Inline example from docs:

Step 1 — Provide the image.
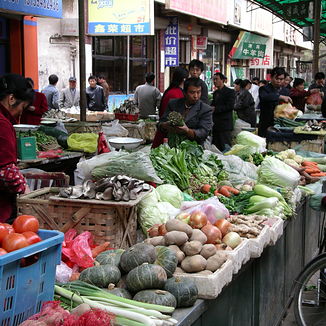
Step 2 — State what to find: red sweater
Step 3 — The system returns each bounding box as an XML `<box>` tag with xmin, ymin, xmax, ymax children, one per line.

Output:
<box><xmin>21</xmin><ymin>91</ymin><xmax>48</xmax><ymax>125</ymax></box>
<box><xmin>152</xmin><ymin>87</ymin><xmax>184</xmax><ymax>148</ymax></box>
<box><xmin>0</xmin><ymin>104</ymin><xmax>26</xmax><ymax>222</ymax></box>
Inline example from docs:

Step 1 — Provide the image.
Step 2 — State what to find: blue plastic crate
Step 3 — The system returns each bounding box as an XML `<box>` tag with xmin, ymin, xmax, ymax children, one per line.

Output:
<box><xmin>0</xmin><ymin>229</ymin><xmax>64</xmax><ymax>326</ymax></box>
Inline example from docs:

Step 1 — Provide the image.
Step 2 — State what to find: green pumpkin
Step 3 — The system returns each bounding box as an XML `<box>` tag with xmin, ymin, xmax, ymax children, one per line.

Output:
<box><xmin>164</xmin><ymin>277</ymin><xmax>198</xmax><ymax>308</ymax></box>
<box><xmin>96</xmin><ymin>249</ymin><xmax>125</xmax><ymax>268</ymax></box>
<box><xmin>155</xmin><ymin>246</ymin><xmax>178</xmax><ymax>278</ymax></box>
<box><xmin>133</xmin><ymin>289</ymin><xmax>177</xmax><ymax>308</ymax></box>
<box><xmin>120</xmin><ymin>243</ymin><xmax>156</xmax><ymax>273</ymax></box>
<box><xmin>126</xmin><ymin>263</ymin><xmax>167</xmax><ymax>293</ymax></box>
<box><xmin>79</xmin><ymin>265</ymin><xmax>121</xmax><ymax>288</ymax></box>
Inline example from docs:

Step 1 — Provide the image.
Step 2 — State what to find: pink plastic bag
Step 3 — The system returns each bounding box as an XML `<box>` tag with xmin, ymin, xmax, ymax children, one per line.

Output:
<box><xmin>62</xmin><ymin>229</ymin><xmax>95</xmax><ymax>269</ymax></box>
<box><xmin>180</xmin><ymin>197</ymin><xmax>229</xmax><ymax>224</ymax></box>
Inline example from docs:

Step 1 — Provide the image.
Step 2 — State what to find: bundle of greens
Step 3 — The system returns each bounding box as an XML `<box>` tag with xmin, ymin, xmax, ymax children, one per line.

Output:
<box><xmin>167</xmin><ymin>111</ymin><xmax>187</xmax><ymax>147</ymax></box>
<box><xmin>18</xmin><ymin>130</ymin><xmax>58</xmax><ymax>151</ymax></box>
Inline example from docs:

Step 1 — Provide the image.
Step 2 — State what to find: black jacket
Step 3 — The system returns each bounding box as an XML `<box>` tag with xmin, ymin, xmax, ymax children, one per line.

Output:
<box><xmin>234</xmin><ymin>89</ymin><xmax>256</xmax><ymax>127</ymax></box>
<box><xmin>159</xmin><ymin>98</ymin><xmax>213</xmax><ymax>145</ymax></box>
<box><xmin>211</xmin><ymin>86</ymin><xmax>235</xmax><ymax>131</ymax></box>
<box><xmin>198</xmin><ymin>79</ymin><xmax>209</xmax><ymax>104</ymax></box>
<box><xmin>258</xmin><ymin>83</ymin><xmax>281</xmax><ymax>137</ymax></box>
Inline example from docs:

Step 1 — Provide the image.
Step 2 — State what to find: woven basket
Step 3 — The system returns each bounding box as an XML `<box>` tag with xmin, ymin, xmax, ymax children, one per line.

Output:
<box><xmin>17</xmin><ymin>187</ymin><xmax>141</xmax><ymax>248</ymax></box>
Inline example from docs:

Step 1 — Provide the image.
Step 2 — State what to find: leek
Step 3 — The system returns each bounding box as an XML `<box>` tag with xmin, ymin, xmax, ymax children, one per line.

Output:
<box><xmin>254</xmin><ymin>184</ymin><xmax>285</xmax><ymax>202</ymax></box>
<box><xmin>245</xmin><ymin>197</ymin><xmax>279</xmax><ymax>214</ymax></box>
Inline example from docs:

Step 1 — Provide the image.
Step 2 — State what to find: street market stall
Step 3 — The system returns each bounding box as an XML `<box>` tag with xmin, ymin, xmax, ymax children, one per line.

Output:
<box><xmin>1</xmin><ymin>128</ymin><xmax>326</xmax><ymax>325</ymax></box>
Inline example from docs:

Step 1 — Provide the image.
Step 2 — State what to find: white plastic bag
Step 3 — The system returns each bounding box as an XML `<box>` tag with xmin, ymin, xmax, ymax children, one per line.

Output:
<box><xmin>232</xmin><ymin>119</ymin><xmax>251</xmax><ymax>138</ymax></box>
<box><xmin>102</xmin><ymin>120</ymin><xmax>128</xmax><ymax>137</ymax></box>
<box><xmin>180</xmin><ymin>197</ymin><xmax>229</xmax><ymax>224</ymax></box>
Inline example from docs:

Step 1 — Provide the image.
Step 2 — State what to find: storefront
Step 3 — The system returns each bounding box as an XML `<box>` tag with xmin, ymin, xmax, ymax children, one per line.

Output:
<box><xmin>0</xmin><ymin>1</ymin><xmax>62</xmax><ymax>88</ymax></box>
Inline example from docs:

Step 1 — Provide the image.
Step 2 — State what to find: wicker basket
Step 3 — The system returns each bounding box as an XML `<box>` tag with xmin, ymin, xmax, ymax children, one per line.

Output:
<box><xmin>17</xmin><ymin>187</ymin><xmax>143</xmax><ymax>248</ymax></box>
<box><xmin>267</xmin><ymin>136</ymin><xmax>325</xmax><ymax>153</ymax></box>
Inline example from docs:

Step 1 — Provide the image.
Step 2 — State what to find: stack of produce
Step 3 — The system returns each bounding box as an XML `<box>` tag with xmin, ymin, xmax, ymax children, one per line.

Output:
<box><xmin>228</xmin><ymin>215</ymin><xmax>267</xmax><ymax>239</ymax></box>
<box><xmin>18</xmin><ymin>130</ymin><xmax>59</xmax><ymax>151</ymax></box>
<box><xmin>150</xmin><ymin>140</ymin><xmax>227</xmax><ymax>193</ymax></box>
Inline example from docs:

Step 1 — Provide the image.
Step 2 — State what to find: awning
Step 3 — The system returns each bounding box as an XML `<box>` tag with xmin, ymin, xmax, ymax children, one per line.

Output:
<box><xmin>0</xmin><ymin>1</ymin><xmax>62</xmax><ymax>18</ymax></box>
<box><xmin>228</xmin><ymin>31</ymin><xmax>269</xmax><ymax>60</ymax></box>
<box><xmin>253</xmin><ymin>0</ymin><xmax>326</xmax><ymax>38</ymax></box>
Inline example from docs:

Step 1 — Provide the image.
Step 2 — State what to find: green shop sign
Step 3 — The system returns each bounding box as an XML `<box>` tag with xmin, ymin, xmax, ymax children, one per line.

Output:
<box><xmin>241</xmin><ymin>43</ymin><xmax>266</xmax><ymax>58</ymax></box>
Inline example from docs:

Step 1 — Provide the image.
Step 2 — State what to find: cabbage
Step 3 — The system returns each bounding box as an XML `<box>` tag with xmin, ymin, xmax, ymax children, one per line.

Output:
<box><xmin>225</xmin><ymin>144</ymin><xmax>256</xmax><ymax>157</ymax></box>
<box><xmin>138</xmin><ymin>202</ymin><xmax>180</xmax><ymax>234</ymax></box>
<box><xmin>258</xmin><ymin>157</ymin><xmax>300</xmax><ymax>189</ymax></box>
<box><xmin>236</xmin><ymin>131</ymin><xmax>266</xmax><ymax>153</ymax></box>
<box><xmin>137</xmin><ymin>188</ymin><xmax>161</xmax><ymax>211</ymax></box>
<box><xmin>156</xmin><ymin>184</ymin><xmax>183</xmax><ymax>208</ymax></box>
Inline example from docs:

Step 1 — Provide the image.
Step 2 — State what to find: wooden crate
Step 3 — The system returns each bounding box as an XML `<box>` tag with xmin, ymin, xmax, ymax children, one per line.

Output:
<box><xmin>17</xmin><ymin>187</ymin><xmax>144</xmax><ymax>248</ymax></box>
<box><xmin>267</xmin><ymin>136</ymin><xmax>325</xmax><ymax>153</ymax></box>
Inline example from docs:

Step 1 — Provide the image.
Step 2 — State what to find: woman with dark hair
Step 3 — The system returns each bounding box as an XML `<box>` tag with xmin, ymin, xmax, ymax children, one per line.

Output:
<box><xmin>21</xmin><ymin>77</ymin><xmax>48</xmax><ymax>125</ymax></box>
<box><xmin>233</xmin><ymin>79</ymin><xmax>242</xmax><ymax>93</ymax></box>
<box><xmin>0</xmin><ymin>74</ymin><xmax>34</xmax><ymax>222</ymax></box>
<box><xmin>290</xmin><ymin>78</ymin><xmax>319</xmax><ymax>112</ymax></box>
<box><xmin>152</xmin><ymin>67</ymin><xmax>188</xmax><ymax>148</ymax></box>
<box><xmin>234</xmin><ymin>79</ymin><xmax>256</xmax><ymax>127</ymax></box>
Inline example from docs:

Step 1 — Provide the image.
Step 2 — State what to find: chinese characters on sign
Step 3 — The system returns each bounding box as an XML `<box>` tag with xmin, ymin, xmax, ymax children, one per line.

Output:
<box><xmin>249</xmin><ymin>55</ymin><xmax>271</xmax><ymax>67</ymax></box>
<box><xmin>242</xmin><ymin>43</ymin><xmax>266</xmax><ymax>58</ymax></box>
<box><xmin>164</xmin><ymin>17</ymin><xmax>179</xmax><ymax>67</ymax></box>
<box><xmin>88</xmin><ymin>0</ymin><xmax>154</xmax><ymax>35</ymax></box>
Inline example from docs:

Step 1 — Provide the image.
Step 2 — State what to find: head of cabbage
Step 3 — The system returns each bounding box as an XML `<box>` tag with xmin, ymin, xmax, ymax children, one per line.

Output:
<box><xmin>156</xmin><ymin>184</ymin><xmax>183</xmax><ymax>209</ymax></box>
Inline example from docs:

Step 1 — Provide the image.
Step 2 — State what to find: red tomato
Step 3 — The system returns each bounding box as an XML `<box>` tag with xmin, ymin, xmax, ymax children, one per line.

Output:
<box><xmin>2</xmin><ymin>223</ymin><xmax>14</xmax><ymax>234</ymax></box>
<box><xmin>22</xmin><ymin>231</ymin><xmax>41</xmax><ymax>245</ymax></box>
<box><xmin>0</xmin><ymin>224</ymin><xmax>9</xmax><ymax>244</ymax></box>
<box><xmin>2</xmin><ymin>233</ymin><xmax>29</xmax><ymax>252</ymax></box>
<box><xmin>0</xmin><ymin>248</ymin><xmax>7</xmax><ymax>256</ymax></box>
<box><xmin>13</xmin><ymin>215</ymin><xmax>39</xmax><ymax>234</ymax></box>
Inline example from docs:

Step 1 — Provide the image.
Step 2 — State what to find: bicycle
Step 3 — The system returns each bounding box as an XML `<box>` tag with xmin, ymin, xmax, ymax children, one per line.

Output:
<box><xmin>292</xmin><ymin>210</ymin><xmax>326</xmax><ymax>326</ymax></box>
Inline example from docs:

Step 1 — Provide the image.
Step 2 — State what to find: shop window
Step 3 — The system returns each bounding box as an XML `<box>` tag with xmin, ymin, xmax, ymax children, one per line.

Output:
<box><xmin>129</xmin><ymin>59</ymin><xmax>154</xmax><ymax>92</ymax></box>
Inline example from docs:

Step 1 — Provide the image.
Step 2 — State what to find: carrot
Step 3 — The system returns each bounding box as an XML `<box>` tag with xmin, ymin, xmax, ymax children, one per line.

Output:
<box><xmin>214</xmin><ymin>190</ymin><xmax>223</xmax><ymax>196</ymax></box>
<box><xmin>310</xmin><ymin>172</ymin><xmax>326</xmax><ymax>177</ymax></box>
<box><xmin>69</xmin><ymin>272</ymin><xmax>80</xmax><ymax>281</ymax></box>
<box><xmin>91</xmin><ymin>241</ymin><xmax>110</xmax><ymax>258</ymax></box>
<box><xmin>305</xmin><ymin>168</ymin><xmax>321</xmax><ymax>174</ymax></box>
<box><xmin>223</xmin><ymin>185</ymin><xmax>240</xmax><ymax>195</ymax></box>
<box><xmin>302</xmin><ymin>161</ymin><xmax>318</xmax><ymax>166</ymax></box>
<box><xmin>218</xmin><ymin>186</ymin><xmax>231</xmax><ymax>197</ymax></box>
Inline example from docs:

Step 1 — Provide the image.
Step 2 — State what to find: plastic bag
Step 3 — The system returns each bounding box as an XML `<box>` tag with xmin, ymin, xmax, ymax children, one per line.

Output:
<box><xmin>67</xmin><ymin>133</ymin><xmax>98</xmax><ymax>153</ymax></box>
<box><xmin>55</xmin><ymin>261</ymin><xmax>73</xmax><ymax>283</ymax></box>
<box><xmin>61</xmin><ymin>229</ymin><xmax>95</xmax><ymax>269</ymax></box>
<box><xmin>138</xmin><ymin>201</ymin><xmax>180</xmax><ymax>234</ymax></box>
<box><xmin>306</xmin><ymin>92</ymin><xmax>323</xmax><ymax>106</ymax></box>
<box><xmin>274</xmin><ymin>103</ymin><xmax>299</xmax><ymax>119</ymax></box>
<box><xmin>232</xmin><ymin>119</ymin><xmax>251</xmax><ymax>138</ymax></box>
<box><xmin>102</xmin><ymin>120</ymin><xmax>128</xmax><ymax>137</ymax></box>
<box><xmin>92</xmin><ymin>151</ymin><xmax>162</xmax><ymax>183</ymax></box>
<box><xmin>180</xmin><ymin>197</ymin><xmax>229</xmax><ymax>224</ymax></box>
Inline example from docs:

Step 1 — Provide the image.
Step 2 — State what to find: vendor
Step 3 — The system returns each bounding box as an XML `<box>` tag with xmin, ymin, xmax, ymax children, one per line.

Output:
<box><xmin>258</xmin><ymin>67</ymin><xmax>292</xmax><ymax>137</ymax></box>
<box><xmin>158</xmin><ymin>77</ymin><xmax>213</xmax><ymax>146</ymax></box>
<box><xmin>0</xmin><ymin>74</ymin><xmax>33</xmax><ymax>222</ymax></box>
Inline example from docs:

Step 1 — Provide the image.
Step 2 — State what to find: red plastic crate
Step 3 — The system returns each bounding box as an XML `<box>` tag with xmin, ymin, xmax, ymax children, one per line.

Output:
<box><xmin>114</xmin><ymin>113</ymin><xmax>139</xmax><ymax>121</ymax></box>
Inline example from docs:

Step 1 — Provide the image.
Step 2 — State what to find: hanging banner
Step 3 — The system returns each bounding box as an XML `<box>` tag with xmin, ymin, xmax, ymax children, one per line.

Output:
<box><xmin>249</xmin><ymin>37</ymin><xmax>274</xmax><ymax>69</ymax></box>
<box><xmin>164</xmin><ymin>17</ymin><xmax>179</xmax><ymax>67</ymax></box>
<box><xmin>88</xmin><ymin>0</ymin><xmax>154</xmax><ymax>35</ymax></box>
<box><xmin>192</xmin><ymin>36</ymin><xmax>208</xmax><ymax>50</ymax></box>
<box><xmin>0</xmin><ymin>0</ymin><xmax>62</xmax><ymax>18</ymax></box>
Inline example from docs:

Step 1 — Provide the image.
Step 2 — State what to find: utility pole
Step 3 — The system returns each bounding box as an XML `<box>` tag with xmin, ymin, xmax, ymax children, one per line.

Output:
<box><xmin>313</xmin><ymin>0</ymin><xmax>321</xmax><ymax>76</ymax></box>
<box><xmin>78</xmin><ymin>0</ymin><xmax>87</xmax><ymax>122</ymax></box>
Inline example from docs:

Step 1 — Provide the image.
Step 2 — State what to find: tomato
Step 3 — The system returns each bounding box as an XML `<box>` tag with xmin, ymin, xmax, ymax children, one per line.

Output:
<box><xmin>2</xmin><ymin>223</ymin><xmax>14</xmax><ymax>234</ymax></box>
<box><xmin>0</xmin><ymin>224</ymin><xmax>9</xmax><ymax>244</ymax></box>
<box><xmin>22</xmin><ymin>231</ymin><xmax>41</xmax><ymax>245</ymax></box>
<box><xmin>2</xmin><ymin>233</ymin><xmax>29</xmax><ymax>252</ymax></box>
<box><xmin>0</xmin><ymin>248</ymin><xmax>7</xmax><ymax>256</ymax></box>
<box><xmin>13</xmin><ymin>215</ymin><xmax>39</xmax><ymax>234</ymax></box>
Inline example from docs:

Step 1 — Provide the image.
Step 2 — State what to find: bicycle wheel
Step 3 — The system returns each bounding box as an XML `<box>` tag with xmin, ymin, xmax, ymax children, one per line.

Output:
<box><xmin>293</xmin><ymin>255</ymin><xmax>326</xmax><ymax>326</ymax></box>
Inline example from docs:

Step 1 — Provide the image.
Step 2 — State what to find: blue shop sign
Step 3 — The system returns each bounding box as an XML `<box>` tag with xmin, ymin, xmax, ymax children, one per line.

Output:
<box><xmin>0</xmin><ymin>0</ymin><xmax>62</xmax><ymax>19</ymax></box>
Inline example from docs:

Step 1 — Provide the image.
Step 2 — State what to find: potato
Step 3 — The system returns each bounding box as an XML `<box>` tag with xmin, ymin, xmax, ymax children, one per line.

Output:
<box><xmin>197</xmin><ymin>270</ymin><xmax>213</xmax><ymax>275</ymax></box>
<box><xmin>174</xmin><ymin>267</ymin><xmax>186</xmax><ymax>274</ymax></box>
<box><xmin>168</xmin><ymin>245</ymin><xmax>185</xmax><ymax>263</ymax></box>
<box><xmin>206</xmin><ymin>252</ymin><xmax>228</xmax><ymax>272</ymax></box>
<box><xmin>200</xmin><ymin>244</ymin><xmax>217</xmax><ymax>259</ymax></box>
<box><xmin>181</xmin><ymin>254</ymin><xmax>207</xmax><ymax>273</ymax></box>
<box><xmin>189</xmin><ymin>229</ymin><xmax>207</xmax><ymax>244</ymax></box>
<box><xmin>144</xmin><ymin>236</ymin><xmax>165</xmax><ymax>246</ymax></box>
<box><xmin>164</xmin><ymin>231</ymin><xmax>188</xmax><ymax>246</ymax></box>
<box><xmin>166</xmin><ymin>219</ymin><xmax>193</xmax><ymax>237</ymax></box>
<box><xmin>181</xmin><ymin>241</ymin><xmax>203</xmax><ymax>256</ymax></box>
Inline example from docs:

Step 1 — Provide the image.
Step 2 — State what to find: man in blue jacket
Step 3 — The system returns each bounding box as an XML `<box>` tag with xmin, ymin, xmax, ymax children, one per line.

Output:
<box><xmin>258</xmin><ymin>67</ymin><xmax>292</xmax><ymax>137</ymax></box>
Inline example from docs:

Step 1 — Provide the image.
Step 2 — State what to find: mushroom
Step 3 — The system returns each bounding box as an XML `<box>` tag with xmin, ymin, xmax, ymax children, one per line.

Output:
<box><xmin>102</xmin><ymin>187</ymin><xmax>113</xmax><ymax>200</ymax></box>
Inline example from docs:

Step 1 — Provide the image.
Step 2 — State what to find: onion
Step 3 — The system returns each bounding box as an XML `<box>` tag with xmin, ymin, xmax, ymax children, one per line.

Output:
<box><xmin>201</xmin><ymin>224</ymin><xmax>222</xmax><ymax>244</ymax></box>
<box><xmin>202</xmin><ymin>204</ymin><xmax>229</xmax><ymax>224</ymax></box>
<box><xmin>222</xmin><ymin>232</ymin><xmax>241</xmax><ymax>249</ymax></box>
<box><xmin>214</xmin><ymin>219</ymin><xmax>231</xmax><ymax>237</ymax></box>
<box><xmin>158</xmin><ymin>224</ymin><xmax>167</xmax><ymax>236</ymax></box>
<box><xmin>147</xmin><ymin>224</ymin><xmax>160</xmax><ymax>237</ymax></box>
<box><xmin>176</xmin><ymin>212</ymin><xmax>191</xmax><ymax>224</ymax></box>
<box><xmin>189</xmin><ymin>211</ymin><xmax>208</xmax><ymax>229</ymax></box>
<box><xmin>215</xmin><ymin>243</ymin><xmax>227</xmax><ymax>251</ymax></box>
